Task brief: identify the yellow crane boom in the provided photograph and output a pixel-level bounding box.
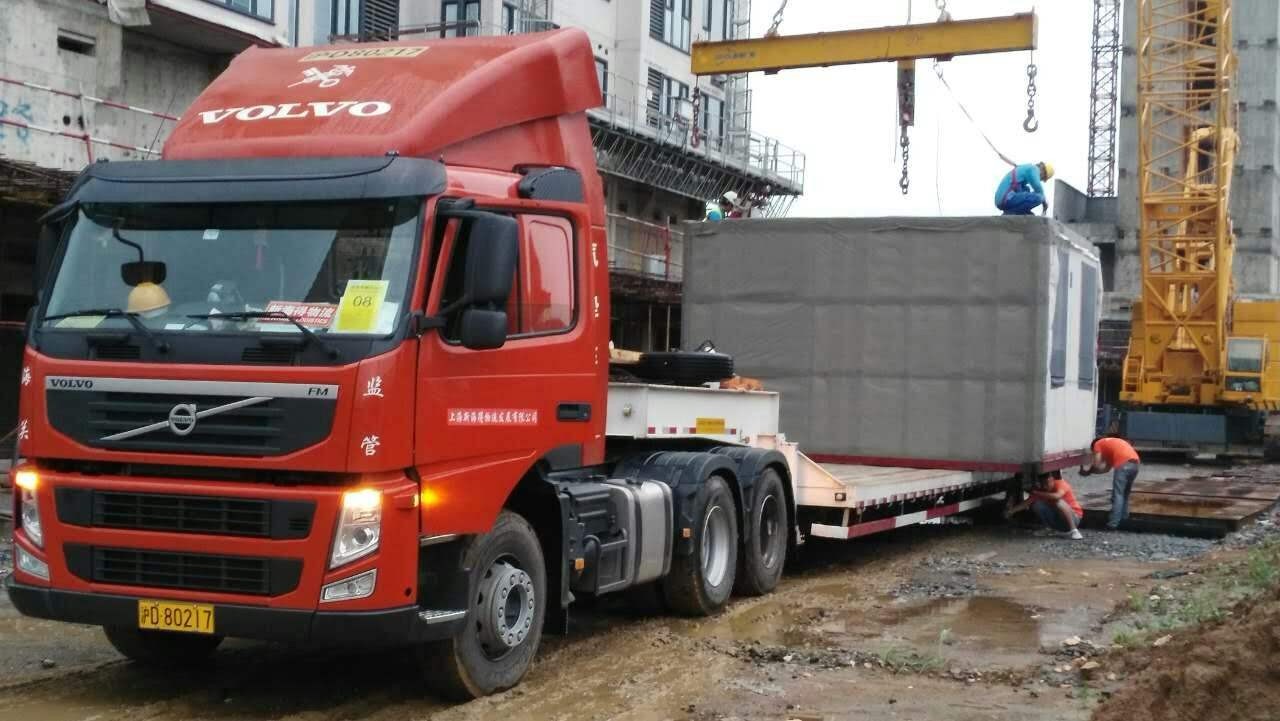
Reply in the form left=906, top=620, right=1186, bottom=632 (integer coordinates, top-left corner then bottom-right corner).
left=689, top=13, right=1037, bottom=75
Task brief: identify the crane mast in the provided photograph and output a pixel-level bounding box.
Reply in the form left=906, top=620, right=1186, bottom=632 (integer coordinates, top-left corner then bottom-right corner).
left=1123, top=0, right=1237, bottom=407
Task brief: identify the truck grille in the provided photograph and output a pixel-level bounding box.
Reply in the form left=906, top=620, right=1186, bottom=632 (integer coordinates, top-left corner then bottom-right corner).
left=95, top=393, right=282, bottom=454
left=55, top=488, right=315, bottom=540
left=65, top=545, right=303, bottom=596
left=44, top=378, right=338, bottom=457
left=98, top=491, right=270, bottom=535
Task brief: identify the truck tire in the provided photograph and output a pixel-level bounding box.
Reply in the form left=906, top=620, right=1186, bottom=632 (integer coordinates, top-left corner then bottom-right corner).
left=633, top=351, right=735, bottom=386
left=102, top=626, right=223, bottom=667
left=734, top=466, right=788, bottom=597
left=662, top=474, right=739, bottom=616
left=419, top=511, right=546, bottom=701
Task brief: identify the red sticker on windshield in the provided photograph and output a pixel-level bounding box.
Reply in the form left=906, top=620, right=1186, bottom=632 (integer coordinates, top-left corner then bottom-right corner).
left=263, top=301, right=337, bottom=328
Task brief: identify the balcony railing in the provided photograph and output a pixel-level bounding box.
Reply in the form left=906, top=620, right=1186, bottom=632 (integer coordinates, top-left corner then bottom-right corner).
left=594, top=71, right=804, bottom=193
left=607, top=214, right=684, bottom=283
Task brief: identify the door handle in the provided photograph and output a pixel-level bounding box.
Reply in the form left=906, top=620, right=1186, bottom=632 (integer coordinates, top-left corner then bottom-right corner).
left=556, top=403, right=591, bottom=422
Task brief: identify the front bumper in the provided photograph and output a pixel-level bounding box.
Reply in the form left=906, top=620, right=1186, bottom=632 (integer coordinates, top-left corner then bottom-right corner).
left=5, top=576, right=466, bottom=647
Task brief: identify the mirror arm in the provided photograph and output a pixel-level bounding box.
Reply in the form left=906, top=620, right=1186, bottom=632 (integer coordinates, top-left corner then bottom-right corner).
left=408, top=310, right=447, bottom=337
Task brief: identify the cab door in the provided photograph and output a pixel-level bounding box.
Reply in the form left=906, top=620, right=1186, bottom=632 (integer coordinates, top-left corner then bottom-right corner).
left=414, top=204, right=603, bottom=533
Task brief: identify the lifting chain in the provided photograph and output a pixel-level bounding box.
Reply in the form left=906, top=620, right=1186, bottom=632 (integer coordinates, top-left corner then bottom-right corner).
left=766, top=0, right=789, bottom=37
left=690, top=88, right=703, bottom=147
left=935, top=0, right=951, bottom=21
left=898, top=124, right=911, bottom=195
left=1023, top=55, right=1039, bottom=132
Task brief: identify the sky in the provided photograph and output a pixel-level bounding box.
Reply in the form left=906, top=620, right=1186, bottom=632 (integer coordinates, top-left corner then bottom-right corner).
left=746, top=1, right=1095, bottom=217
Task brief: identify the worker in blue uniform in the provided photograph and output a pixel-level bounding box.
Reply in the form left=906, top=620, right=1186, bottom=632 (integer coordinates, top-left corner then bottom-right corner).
left=994, top=161, right=1054, bottom=215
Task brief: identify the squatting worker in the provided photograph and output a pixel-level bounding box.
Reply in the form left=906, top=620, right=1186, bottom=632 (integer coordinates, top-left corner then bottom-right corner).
left=1005, top=471, right=1084, bottom=540
left=1081, top=436, right=1141, bottom=530
left=994, top=161, right=1054, bottom=216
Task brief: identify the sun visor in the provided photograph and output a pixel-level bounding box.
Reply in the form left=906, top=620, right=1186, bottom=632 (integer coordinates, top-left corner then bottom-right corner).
left=65, top=156, right=447, bottom=204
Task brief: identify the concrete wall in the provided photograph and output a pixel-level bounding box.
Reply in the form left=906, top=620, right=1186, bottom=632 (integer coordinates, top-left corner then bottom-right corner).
left=1115, top=0, right=1280, bottom=299
left=0, top=0, right=267, bottom=172
left=0, top=0, right=125, bottom=170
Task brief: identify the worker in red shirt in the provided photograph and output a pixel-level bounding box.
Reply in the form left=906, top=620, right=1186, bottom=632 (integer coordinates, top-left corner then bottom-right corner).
left=1006, top=471, right=1085, bottom=539
left=1081, top=436, right=1141, bottom=530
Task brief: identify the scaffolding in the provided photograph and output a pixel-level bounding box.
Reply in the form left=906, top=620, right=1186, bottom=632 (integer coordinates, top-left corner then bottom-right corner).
left=333, top=7, right=804, bottom=215
left=1086, top=0, right=1122, bottom=197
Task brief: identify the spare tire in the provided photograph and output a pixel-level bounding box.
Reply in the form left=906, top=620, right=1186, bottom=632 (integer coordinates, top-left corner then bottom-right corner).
left=633, top=351, right=735, bottom=386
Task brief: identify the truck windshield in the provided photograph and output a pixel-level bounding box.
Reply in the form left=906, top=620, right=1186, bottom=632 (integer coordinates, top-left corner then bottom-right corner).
left=42, top=199, right=421, bottom=337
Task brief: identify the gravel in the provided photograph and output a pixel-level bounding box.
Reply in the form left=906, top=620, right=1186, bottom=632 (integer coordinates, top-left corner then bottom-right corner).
left=1015, top=528, right=1215, bottom=561
left=1224, top=508, right=1280, bottom=549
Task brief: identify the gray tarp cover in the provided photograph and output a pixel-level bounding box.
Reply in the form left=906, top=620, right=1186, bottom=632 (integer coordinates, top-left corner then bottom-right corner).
left=682, top=216, right=1084, bottom=465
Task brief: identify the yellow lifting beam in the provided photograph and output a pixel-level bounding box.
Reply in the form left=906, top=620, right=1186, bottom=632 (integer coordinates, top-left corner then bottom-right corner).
left=690, top=13, right=1037, bottom=76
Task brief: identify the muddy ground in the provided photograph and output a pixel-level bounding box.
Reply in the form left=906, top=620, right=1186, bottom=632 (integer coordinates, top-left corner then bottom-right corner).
left=0, top=461, right=1275, bottom=721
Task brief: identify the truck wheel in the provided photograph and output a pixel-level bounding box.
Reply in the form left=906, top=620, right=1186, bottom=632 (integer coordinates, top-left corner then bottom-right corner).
left=419, top=511, right=546, bottom=701
left=734, top=467, right=788, bottom=596
left=663, top=474, right=739, bottom=616
left=102, top=626, right=222, bottom=666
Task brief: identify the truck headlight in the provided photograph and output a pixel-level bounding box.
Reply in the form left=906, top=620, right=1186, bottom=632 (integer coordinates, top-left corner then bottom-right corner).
left=330, top=489, right=381, bottom=568
left=14, top=470, right=42, bottom=549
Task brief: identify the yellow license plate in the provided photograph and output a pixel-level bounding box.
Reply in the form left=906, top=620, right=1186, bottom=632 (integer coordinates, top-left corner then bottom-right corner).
left=137, top=599, right=215, bottom=634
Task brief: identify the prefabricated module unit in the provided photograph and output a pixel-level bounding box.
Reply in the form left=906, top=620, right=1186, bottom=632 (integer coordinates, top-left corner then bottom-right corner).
left=6, top=31, right=1096, bottom=700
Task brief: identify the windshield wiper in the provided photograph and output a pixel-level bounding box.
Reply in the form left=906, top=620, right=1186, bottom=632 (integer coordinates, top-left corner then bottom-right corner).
left=42, top=308, right=169, bottom=353
left=187, top=311, right=338, bottom=359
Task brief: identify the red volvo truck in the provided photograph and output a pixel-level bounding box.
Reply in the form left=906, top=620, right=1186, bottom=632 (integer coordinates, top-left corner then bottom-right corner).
left=6, top=30, right=1091, bottom=699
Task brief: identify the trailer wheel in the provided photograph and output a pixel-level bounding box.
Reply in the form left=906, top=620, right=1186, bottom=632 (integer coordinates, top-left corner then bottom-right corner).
left=663, top=474, right=739, bottom=615
left=419, top=511, right=546, bottom=701
left=734, top=467, right=788, bottom=596
left=102, top=626, right=222, bottom=667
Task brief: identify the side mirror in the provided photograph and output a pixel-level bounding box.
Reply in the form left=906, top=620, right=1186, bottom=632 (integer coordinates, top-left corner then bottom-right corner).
left=463, top=213, right=518, bottom=307
left=459, top=308, right=508, bottom=350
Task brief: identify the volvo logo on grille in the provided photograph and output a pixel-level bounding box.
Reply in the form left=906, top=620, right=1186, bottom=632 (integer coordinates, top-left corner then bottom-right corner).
left=167, top=404, right=199, bottom=436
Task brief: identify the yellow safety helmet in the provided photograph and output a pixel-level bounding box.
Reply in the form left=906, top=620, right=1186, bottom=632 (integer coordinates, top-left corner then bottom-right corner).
left=1040, top=161, right=1055, bottom=179
left=127, top=282, right=171, bottom=314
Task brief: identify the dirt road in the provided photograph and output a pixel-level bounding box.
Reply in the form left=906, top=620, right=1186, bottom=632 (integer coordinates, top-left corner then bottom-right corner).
left=0, top=462, right=1268, bottom=721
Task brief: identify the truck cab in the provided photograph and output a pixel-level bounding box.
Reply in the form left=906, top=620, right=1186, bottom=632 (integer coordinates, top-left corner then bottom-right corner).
left=8, top=30, right=691, bottom=698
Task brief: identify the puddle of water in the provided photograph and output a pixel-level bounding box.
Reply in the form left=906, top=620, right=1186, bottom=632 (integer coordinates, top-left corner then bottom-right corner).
left=878, top=596, right=1042, bottom=650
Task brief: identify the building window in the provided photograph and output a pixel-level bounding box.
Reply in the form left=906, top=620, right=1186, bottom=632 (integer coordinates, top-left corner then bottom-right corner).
left=650, top=0, right=692, bottom=52
left=442, top=0, right=480, bottom=37
left=595, top=57, right=609, bottom=99
left=699, top=92, right=724, bottom=149
left=714, top=0, right=729, bottom=40
left=647, top=68, right=689, bottom=128
left=503, top=1, right=518, bottom=33
left=702, top=0, right=712, bottom=32
left=213, top=0, right=273, bottom=21
left=360, top=0, right=400, bottom=40
left=332, top=0, right=359, bottom=36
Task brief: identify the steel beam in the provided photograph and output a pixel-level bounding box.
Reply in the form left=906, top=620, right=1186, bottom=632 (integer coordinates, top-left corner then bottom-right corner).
left=690, top=13, right=1037, bottom=76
